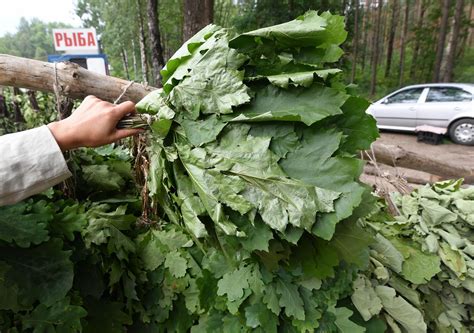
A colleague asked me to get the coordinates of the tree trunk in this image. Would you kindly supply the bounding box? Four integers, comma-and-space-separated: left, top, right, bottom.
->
0, 55, 156, 103
0, 88, 9, 118
432, 0, 451, 82
361, 0, 371, 71
136, 0, 149, 84
147, 0, 165, 87
58, 98, 74, 121
27, 90, 40, 113
131, 39, 139, 82
183, 0, 214, 41
342, 0, 348, 14
288, 0, 294, 19
384, 0, 399, 78
364, 164, 442, 184
469, 1, 474, 47
12, 88, 25, 123
398, 0, 410, 87
369, 0, 383, 96
369, 143, 474, 183
121, 47, 130, 80
351, 0, 360, 83
443, 0, 464, 82
409, 0, 426, 80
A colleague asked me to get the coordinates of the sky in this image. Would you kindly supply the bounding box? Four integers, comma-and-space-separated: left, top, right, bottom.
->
0, 0, 82, 37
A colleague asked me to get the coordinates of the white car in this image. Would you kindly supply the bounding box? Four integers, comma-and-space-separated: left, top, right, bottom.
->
367, 83, 474, 145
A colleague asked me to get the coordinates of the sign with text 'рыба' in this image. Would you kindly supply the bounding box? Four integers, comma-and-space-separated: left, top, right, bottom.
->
52, 28, 99, 54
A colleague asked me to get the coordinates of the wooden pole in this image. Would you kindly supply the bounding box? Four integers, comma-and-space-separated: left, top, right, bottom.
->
369, 143, 474, 183
0, 54, 156, 103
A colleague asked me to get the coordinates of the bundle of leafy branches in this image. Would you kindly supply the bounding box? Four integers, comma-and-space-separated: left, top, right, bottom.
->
354, 180, 474, 333
0, 11, 386, 332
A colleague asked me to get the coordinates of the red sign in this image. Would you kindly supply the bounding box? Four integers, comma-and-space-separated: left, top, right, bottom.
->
53, 29, 98, 52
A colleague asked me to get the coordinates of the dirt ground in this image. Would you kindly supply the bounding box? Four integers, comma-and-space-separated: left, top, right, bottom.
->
375, 131, 474, 172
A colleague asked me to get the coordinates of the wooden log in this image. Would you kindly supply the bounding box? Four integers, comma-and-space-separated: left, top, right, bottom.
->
364, 164, 442, 185
0, 54, 156, 103
369, 143, 474, 184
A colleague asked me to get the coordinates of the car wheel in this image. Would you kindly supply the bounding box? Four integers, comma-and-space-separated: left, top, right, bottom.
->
449, 119, 474, 145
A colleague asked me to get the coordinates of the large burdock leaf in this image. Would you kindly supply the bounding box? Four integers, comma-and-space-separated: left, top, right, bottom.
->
280, 127, 365, 239
229, 11, 344, 50
247, 68, 341, 89
161, 24, 220, 89
230, 84, 347, 126
169, 31, 250, 117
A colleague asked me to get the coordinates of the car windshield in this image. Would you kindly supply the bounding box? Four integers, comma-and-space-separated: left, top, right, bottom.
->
386, 88, 424, 104
426, 87, 473, 102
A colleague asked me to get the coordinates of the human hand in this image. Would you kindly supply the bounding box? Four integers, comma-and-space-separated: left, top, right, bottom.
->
47, 96, 144, 151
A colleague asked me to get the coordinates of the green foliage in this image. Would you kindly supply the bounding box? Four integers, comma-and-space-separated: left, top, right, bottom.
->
129, 11, 377, 332
0, 18, 71, 60
355, 180, 474, 333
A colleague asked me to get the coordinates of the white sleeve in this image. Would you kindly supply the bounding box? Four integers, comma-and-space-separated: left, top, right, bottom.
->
0, 125, 72, 206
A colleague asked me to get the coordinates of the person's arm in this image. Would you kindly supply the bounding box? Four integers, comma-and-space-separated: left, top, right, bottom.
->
0, 96, 143, 206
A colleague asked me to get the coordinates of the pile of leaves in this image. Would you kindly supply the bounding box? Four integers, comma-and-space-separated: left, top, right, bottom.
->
0, 11, 383, 332
354, 180, 474, 333
131, 10, 380, 332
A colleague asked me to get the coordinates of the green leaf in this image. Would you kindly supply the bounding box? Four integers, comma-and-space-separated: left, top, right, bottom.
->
419, 198, 458, 226
351, 275, 383, 321
249, 123, 299, 158
332, 307, 366, 333
0, 239, 73, 307
245, 302, 278, 332
180, 114, 227, 146
241, 219, 274, 252
174, 163, 209, 238
169, 31, 250, 116
22, 298, 87, 333
312, 182, 366, 240
375, 286, 427, 333
135, 89, 175, 138
230, 84, 347, 126
217, 265, 251, 302
137, 230, 166, 271
82, 164, 125, 191
262, 284, 281, 316
438, 242, 467, 278
191, 312, 225, 333
161, 24, 220, 87
276, 276, 305, 320
49, 203, 87, 241
335, 96, 379, 153
249, 69, 342, 89
328, 221, 372, 268
370, 234, 404, 274
230, 11, 344, 50
291, 287, 322, 331
391, 238, 441, 284
165, 250, 188, 278
0, 200, 51, 247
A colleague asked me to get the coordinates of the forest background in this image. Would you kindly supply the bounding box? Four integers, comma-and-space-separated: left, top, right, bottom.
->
0, 0, 473, 100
